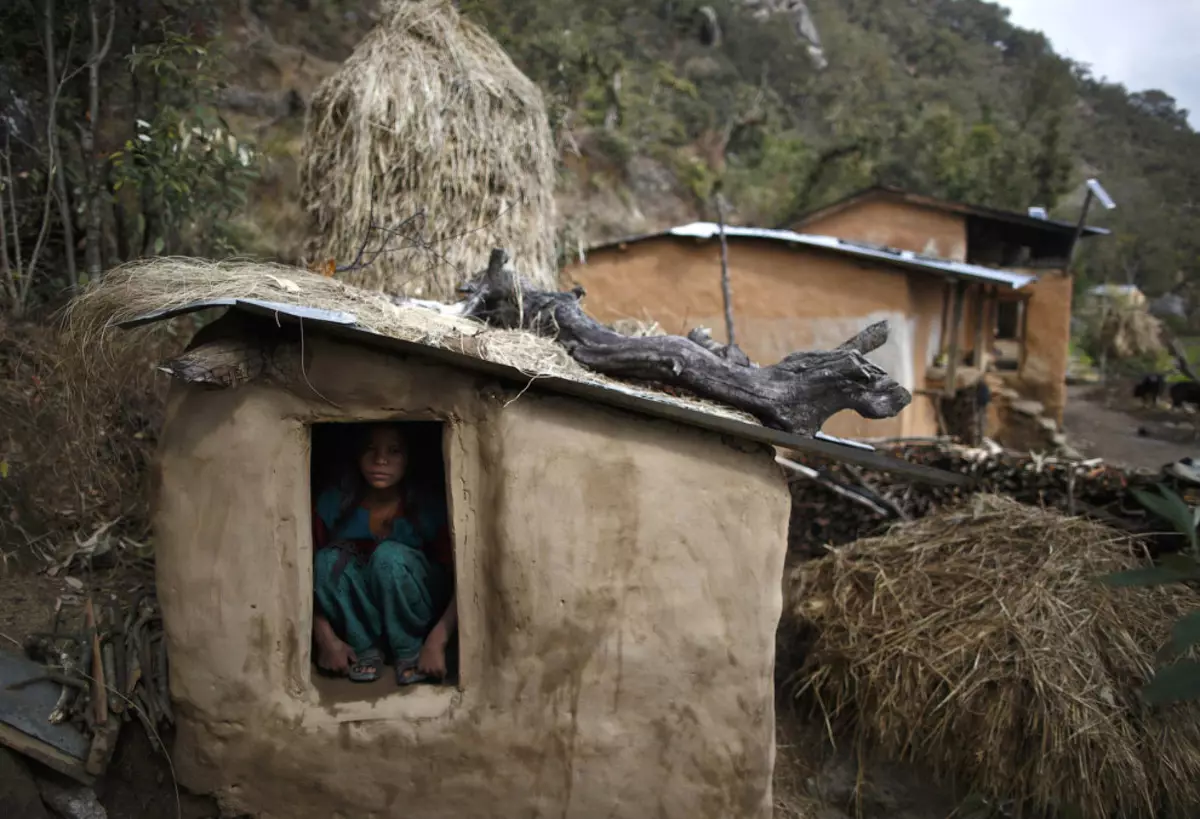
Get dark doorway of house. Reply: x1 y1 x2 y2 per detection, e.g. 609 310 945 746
308 420 457 702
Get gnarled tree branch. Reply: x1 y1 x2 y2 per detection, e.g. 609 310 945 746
461 249 912 435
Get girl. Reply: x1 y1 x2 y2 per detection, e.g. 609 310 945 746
311 424 456 685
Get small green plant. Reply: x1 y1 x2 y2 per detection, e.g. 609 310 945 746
1102 484 1200 705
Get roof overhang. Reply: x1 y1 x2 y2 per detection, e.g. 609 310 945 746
120 299 967 485
587 223 1038 289
791 185 1111 238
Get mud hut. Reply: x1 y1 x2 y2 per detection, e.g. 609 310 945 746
66 258 809 819
300 0 558 300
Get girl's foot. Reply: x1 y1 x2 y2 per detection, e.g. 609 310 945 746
395 656 430 686
348 648 383 683
314 631 357 675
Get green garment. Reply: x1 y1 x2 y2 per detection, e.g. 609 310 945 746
314 540 451 661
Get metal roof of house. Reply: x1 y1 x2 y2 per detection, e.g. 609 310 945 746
790 185 1112 238
588 222 1038 289
121 298 966 485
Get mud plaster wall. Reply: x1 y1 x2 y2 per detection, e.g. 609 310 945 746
1015 269 1072 423
794 198 969 262
564 239 943 439
153 335 789 819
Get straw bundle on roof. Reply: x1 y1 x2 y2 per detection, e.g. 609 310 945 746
786 495 1200 818
64 257 756 425
300 0 557 300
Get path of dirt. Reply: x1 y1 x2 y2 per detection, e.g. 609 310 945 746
1062 384 1198 472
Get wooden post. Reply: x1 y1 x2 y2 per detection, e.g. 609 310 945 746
1017 297 1030 374
1067 188 1094 272
937 281 951 360
944 279 967 397
972 285 987 369
715 191 736 346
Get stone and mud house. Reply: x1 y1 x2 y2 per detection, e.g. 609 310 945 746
123 291 910 819
564 186 1108 441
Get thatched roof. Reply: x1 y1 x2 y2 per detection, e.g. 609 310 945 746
65 258 755 426
785 495 1200 818
300 0 557 301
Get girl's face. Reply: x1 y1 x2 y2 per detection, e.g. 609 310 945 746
359 426 407 490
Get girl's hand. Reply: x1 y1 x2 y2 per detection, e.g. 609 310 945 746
417 635 447 678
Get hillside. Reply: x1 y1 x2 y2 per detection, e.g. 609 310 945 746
455 0 1200 306
3 0 1199 317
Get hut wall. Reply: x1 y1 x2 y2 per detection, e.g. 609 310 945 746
794 197 969 261
153 335 789 819
1014 269 1073 423
564 238 943 439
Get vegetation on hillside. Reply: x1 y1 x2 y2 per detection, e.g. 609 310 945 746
2 0 1198 318
459 0 1200 318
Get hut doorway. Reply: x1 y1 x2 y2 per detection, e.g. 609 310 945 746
309 420 458 702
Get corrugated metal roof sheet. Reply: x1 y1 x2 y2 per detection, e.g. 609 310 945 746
665 222 1037 289
121 299 966 484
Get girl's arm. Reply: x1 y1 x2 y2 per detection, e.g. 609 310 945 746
417 592 458 678
426 592 458 648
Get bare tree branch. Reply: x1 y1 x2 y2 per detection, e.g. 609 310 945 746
43 0 80 289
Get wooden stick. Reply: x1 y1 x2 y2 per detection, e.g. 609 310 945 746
84 598 107 726
776 455 890 517
715 190 736 347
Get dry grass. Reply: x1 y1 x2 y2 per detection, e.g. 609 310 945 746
0 317 173 560
786 495 1200 818
1100 304 1166 360
63 257 757 424
300 0 557 301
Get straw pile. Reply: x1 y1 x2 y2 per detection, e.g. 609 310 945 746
300 0 557 300
64 257 756 424
786 495 1200 818
1099 304 1166 360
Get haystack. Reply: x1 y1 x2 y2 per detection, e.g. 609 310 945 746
786 495 1200 818
300 0 557 300
1099 304 1165 360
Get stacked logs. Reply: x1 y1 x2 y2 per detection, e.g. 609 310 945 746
785 441 1196 561
19 594 171 777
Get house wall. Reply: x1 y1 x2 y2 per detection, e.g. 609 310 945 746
794 198 969 262
1015 270 1073 423
153 334 789 819
565 238 943 439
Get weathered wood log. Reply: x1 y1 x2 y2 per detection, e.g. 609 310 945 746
461 249 912 435
162 315 302 389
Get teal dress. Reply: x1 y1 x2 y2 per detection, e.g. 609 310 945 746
312 485 453 663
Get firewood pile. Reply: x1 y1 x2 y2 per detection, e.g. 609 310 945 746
16 592 170 777
785 440 1198 560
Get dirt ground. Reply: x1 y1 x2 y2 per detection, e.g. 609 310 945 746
1061 383 1199 472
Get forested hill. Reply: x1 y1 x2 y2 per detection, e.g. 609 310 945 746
2 0 1197 321
459 0 1200 311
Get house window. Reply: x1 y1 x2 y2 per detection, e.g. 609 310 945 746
996 300 1021 340
308 420 458 702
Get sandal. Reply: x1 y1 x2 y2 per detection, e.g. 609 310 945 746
395 656 430 687
348 648 383 683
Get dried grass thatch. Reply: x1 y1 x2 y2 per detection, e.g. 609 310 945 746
786 495 1200 818
1100 304 1166 360
64 257 757 425
300 0 557 301
0 318 170 555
